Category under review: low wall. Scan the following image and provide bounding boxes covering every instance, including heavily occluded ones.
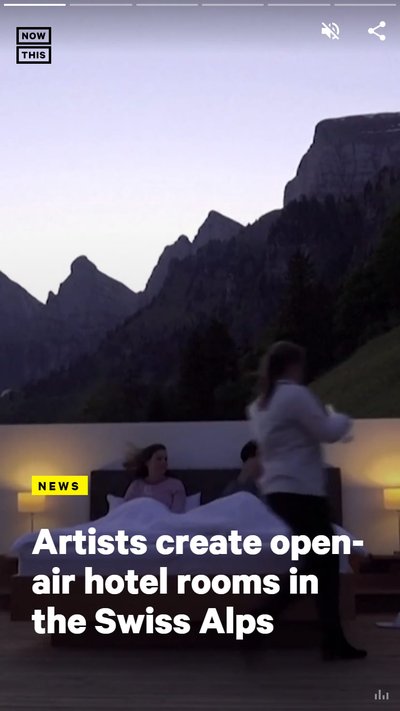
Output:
[0,420,399,554]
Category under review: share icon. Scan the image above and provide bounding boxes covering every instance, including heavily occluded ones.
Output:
[368,21,386,41]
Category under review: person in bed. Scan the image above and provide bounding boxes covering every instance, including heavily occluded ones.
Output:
[247,341,367,661]
[222,441,261,497]
[124,443,186,513]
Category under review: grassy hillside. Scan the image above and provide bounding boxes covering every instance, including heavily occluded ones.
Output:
[312,325,400,417]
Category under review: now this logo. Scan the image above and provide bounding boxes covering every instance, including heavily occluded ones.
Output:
[31,476,88,496]
[16,27,52,65]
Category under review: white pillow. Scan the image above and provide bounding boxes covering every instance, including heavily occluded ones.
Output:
[107,494,124,511]
[185,492,201,512]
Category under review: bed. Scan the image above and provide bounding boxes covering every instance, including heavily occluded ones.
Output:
[10,465,357,646]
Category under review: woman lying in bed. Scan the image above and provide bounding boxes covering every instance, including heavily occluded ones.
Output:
[124,443,186,513]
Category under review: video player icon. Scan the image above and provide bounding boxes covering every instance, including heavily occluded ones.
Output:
[368,21,386,42]
[321,22,340,40]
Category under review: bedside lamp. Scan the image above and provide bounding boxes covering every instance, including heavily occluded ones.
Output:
[383,488,400,555]
[17,492,46,533]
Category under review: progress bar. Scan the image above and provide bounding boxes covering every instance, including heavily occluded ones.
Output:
[2,1,398,6]
[69,2,133,5]
[268,3,331,5]
[135,3,198,5]
[3,3,66,5]
[334,3,396,5]
[202,2,265,5]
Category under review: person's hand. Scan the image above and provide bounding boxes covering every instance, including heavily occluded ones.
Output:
[241,458,260,482]
[341,419,354,443]
[326,404,353,441]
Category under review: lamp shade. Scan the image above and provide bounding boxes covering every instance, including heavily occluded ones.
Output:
[17,492,46,514]
[383,488,400,511]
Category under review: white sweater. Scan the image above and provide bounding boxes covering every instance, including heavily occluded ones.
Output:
[247,381,352,497]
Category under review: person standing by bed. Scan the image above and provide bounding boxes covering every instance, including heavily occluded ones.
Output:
[124,443,186,513]
[247,341,367,661]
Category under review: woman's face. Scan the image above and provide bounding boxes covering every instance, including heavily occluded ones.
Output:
[147,448,168,480]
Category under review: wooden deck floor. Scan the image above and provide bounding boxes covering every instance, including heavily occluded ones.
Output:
[0,612,398,710]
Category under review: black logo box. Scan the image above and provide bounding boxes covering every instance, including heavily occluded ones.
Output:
[16,27,52,45]
[16,46,52,64]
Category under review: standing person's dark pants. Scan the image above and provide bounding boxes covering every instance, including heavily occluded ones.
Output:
[263,492,344,648]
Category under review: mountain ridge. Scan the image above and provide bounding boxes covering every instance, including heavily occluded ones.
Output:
[0,210,246,390]
[3,111,400,408]
[284,112,400,205]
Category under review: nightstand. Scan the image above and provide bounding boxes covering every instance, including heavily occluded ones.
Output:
[355,554,400,613]
[0,555,18,609]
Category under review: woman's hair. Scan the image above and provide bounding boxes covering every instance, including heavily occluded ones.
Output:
[123,443,167,478]
[257,341,305,407]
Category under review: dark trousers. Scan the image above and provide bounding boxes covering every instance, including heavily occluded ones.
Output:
[262,492,344,647]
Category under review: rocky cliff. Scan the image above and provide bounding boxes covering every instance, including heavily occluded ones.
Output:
[0,272,44,391]
[0,258,141,390]
[25,256,143,382]
[144,211,243,303]
[0,212,245,391]
[144,235,192,304]
[192,210,243,251]
[45,256,140,338]
[3,167,399,423]
[284,113,400,205]
[3,112,400,404]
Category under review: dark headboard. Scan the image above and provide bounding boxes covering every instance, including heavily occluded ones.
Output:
[90,466,342,525]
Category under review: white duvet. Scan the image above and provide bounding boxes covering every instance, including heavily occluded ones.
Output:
[12,493,366,576]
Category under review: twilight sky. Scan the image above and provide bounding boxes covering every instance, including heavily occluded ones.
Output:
[0,4,399,301]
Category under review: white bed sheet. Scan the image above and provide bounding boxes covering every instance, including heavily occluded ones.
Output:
[12,493,364,576]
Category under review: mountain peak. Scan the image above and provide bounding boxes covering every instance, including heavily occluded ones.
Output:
[193,211,243,251]
[71,255,97,275]
[207,209,224,219]
[144,234,192,303]
[203,209,235,225]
